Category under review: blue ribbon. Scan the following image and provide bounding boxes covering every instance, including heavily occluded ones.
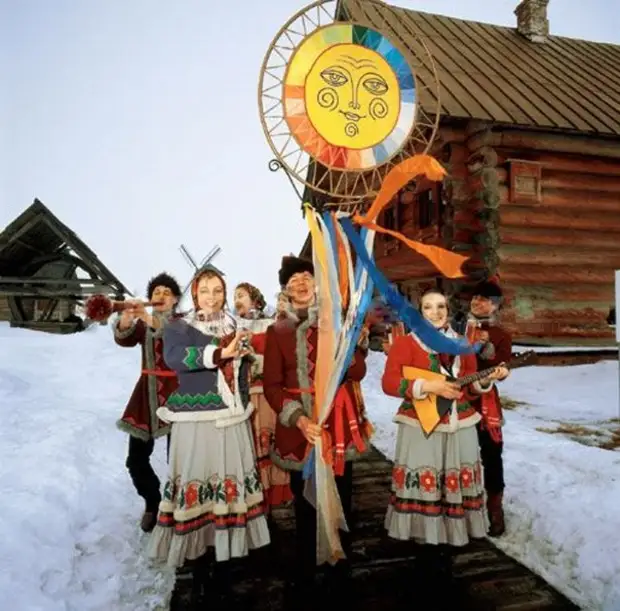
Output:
[302,447,315,480]
[340,218,478,356]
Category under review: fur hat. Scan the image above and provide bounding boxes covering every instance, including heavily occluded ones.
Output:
[146,272,181,300]
[278,255,314,288]
[472,281,503,300]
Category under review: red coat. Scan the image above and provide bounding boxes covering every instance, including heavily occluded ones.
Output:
[382,333,483,433]
[115,318,179,440]
[262,309,370,471]
[466,320,512,429]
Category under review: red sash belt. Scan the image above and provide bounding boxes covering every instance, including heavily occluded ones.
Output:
[141,369,177,377]
[284,385,367,476]
[466,325,503,444]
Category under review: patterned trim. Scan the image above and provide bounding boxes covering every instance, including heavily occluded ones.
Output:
[280,400,304,427]
[397,379,410,399]
[294,308,317,419]
[182,346,205,370]
[114,320,137,340]
[167,392,223,408]
[388,493,484,518]
[156,504,265,535]
[144,324,170,438]
[270,445,367,471]
[162,469,262,508]
[389,461,484,518]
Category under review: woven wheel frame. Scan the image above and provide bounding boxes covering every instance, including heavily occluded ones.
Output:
[258,0,441,210]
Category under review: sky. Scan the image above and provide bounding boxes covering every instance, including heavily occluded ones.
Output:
[1,0,619,305]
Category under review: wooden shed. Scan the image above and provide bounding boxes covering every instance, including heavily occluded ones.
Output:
[0,199,130,334]
[299,0,620,346]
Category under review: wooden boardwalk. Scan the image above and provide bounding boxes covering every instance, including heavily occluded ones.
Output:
[225,447,579,610]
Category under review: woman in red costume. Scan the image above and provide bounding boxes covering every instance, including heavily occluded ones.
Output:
[381,288,507,602]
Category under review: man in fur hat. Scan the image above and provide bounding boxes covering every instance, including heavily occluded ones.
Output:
[263,255,372,600]
[463,280,512,537]
[114,272,181,532]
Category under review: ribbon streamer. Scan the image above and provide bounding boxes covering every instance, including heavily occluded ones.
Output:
[301,154,478,566]
[341,217,478,356]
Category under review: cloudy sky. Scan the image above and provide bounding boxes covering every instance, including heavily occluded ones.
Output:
[1,0,618,304]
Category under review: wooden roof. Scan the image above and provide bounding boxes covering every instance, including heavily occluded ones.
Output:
[340,0,620,136]
[0,199,130,294]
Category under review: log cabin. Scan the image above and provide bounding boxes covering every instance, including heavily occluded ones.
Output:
[297,0,620,346]
[0,199,130,334]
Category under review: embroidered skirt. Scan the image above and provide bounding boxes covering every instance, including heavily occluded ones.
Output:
[148,418,270,567]
[250,392,293,508]
[385,423,487,546]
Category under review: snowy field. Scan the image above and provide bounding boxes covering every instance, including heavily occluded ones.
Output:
[1,322,619,610]
[0,323,174,611]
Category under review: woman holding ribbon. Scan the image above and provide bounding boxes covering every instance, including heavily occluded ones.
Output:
[148,266,270,609]
[381,288,507,601]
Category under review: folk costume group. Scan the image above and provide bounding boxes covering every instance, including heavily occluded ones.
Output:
[113,256,511,609]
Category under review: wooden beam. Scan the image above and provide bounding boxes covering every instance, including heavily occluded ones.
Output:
[498,245,620,268]
[0,286,118,298]
[500,205,620,232]
[497,130,620,160]
[0,277,120,288]
[496,150,620,176]
[501,264,612,285]
[542,172,620,194]
[0,213,45,251]
[499,226,620,250]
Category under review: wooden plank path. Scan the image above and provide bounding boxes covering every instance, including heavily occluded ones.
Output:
[223,447,579,610]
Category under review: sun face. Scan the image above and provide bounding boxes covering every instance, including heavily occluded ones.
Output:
[304,43,400,149]
[282,23,417,171]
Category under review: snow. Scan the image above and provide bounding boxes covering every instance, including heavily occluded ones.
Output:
[1,322,619,610]
[514,344,617,353]
[362,351,620,611]
[0,323,174,611]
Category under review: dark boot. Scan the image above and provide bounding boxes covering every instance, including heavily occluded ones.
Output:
[169,565,201,611]
[193,552,213,604]
[487,492,506,537]
[211,559,234,607]
[323,558,353,599]
[140,509,158,533]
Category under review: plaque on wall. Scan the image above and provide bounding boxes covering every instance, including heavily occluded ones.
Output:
[507,159,542,203]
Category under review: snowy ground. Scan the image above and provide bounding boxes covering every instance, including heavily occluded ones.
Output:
[0,322,173,611]
[1,322,619,610]
[362,351,620,611]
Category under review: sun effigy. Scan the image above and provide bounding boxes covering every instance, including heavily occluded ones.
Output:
[258,0,476,567]
[283,23,414,166]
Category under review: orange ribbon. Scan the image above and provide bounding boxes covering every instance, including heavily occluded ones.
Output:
[352,154,469,279]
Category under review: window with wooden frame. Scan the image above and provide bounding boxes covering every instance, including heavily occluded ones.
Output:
[417,189,435,230]
[507,159,542,203]
[410,183,441,238]
[380,198,401,255]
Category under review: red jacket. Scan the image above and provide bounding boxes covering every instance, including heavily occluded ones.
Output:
[262,309,370,471]
[382,332,483,433]
[114,317,179,440]
[467,321,512,415]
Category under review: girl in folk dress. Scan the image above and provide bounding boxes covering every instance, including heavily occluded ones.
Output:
[234,283,292,509]
[148,268,270,608]
[381,289,507,596]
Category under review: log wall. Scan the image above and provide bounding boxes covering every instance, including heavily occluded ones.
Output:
[373,121,620,345]
[493,128,619,343]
